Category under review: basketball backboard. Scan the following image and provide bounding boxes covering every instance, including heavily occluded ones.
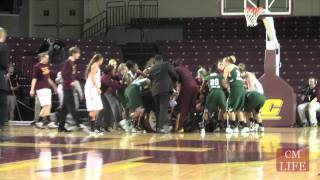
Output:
[221,0,292,16]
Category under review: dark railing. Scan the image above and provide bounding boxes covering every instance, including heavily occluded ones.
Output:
[81,10,107,39]
[81,0,159,39]
[140,0,159,26]
[141,0,158,19]
[128,0,158,27]
[106,1,127,27]
[128,0,141,24]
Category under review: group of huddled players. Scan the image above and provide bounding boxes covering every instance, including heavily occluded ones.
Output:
[201,56,265,134]
[30,45,266,135]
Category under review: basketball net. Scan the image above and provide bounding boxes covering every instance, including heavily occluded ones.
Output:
[244,7,264,27]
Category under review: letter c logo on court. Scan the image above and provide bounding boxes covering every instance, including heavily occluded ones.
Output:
[261,99,283,120]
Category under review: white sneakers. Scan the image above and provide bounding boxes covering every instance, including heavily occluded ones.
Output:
[34,122,45,129]
[233,127,239,133]
[86,129,104,137]
[35,121,58,129]
[47,122,58,129]
[79,123,90,130]
[240,127,250,133]
[310,123,318,127]
[225,125,263,134]
[258,126,265,132]
[79,124,104,137]
[119,119,148,134]
[91,130,104,136]
[225,127,233,134]
[200,128,206,134]
[119,119,130,132]
[80,124,92,134]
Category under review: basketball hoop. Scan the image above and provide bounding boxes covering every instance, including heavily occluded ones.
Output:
[244,7,264,27]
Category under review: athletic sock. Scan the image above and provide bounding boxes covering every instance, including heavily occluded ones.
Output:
[223,121,228,128]
[221,120,228,128]
[43,116,50,125]
[230,120,236,128]
[235,120,240,127]
[239,121,246,128]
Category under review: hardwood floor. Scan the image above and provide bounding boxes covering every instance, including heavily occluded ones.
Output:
[0,126,319,180]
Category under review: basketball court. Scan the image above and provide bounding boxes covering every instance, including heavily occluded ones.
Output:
[0,126,319,179]
[1,0,318,179]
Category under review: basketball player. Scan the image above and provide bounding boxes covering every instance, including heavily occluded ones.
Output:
[116,63,130,106]
[244,91,266,132]
[124,77,150,132]
[58,47,81,132]
[238,63,264,94]
[55,71,83,129]
[195,67,207,86]
[100,65,123,131]
[202,61,227,132]
[108,59,118,69]
[239,62,265,131]
[115,63,133,132]
[126,60,139,81]
[30,52,57,129]
[223,56,248,133]
[84,54,104,134]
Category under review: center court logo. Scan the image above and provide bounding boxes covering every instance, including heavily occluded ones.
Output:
[261,99,283,120]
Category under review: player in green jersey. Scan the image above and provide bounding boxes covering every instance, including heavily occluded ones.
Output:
[202,60,228,132]
[223,56,249,133]
[244,91,266,132]
[124,77,150,131]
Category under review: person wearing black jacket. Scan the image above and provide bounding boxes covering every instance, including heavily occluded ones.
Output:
[38,36,65,63]
[0,27,10,141]
[149,55,178,133]
[297,78,317,127]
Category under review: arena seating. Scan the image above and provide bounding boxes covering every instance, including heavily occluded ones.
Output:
[7,17,320,95]
[158,39,265,75]
[6,37,122,96]
[158,16,320,93]
[183,17,320,40]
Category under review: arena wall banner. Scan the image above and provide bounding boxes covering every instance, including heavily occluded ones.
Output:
[259,50,296,127]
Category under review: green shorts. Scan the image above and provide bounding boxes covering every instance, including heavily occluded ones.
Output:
[205,89,226,112]
[244,91,266,113]
[125,85,144,110]
[227,86,245,112]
